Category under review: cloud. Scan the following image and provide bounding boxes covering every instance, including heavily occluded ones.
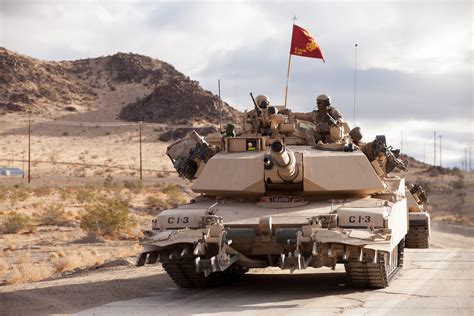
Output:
[0,0,472,167]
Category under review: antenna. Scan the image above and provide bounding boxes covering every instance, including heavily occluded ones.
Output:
[433,131,437,166]
[353,43,358,126]
[218,79,222,133]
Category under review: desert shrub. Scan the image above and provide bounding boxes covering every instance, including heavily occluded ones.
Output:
[145,195,167,210]
[79,197,131,237]
[103,174,114,187]
[0,186,7,202]
[9,185,30,205]
[123,180,143,194]
[33,186,52,197]
[1,212,34,234]
[166,191,188,208]
[76,187,95,204]
[37,203,68,226]
[452,179,465,190]
[161,183,182,194]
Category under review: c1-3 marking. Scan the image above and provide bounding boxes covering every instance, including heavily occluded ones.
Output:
[167,217,189,224]
[349,215,371,223]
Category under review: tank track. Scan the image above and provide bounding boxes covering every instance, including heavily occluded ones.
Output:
[162,259,248,288]
[406,222,429,248]
[344,239,404,289]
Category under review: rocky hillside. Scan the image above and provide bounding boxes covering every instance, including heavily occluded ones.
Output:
[0,47,238,124]
[393,155,473,226]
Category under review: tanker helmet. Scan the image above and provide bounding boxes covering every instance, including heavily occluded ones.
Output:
[349,127,363,143]
[255,95,270,109]
[316,94,331,107]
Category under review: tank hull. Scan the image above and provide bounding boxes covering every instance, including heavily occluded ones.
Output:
[137,195,408,288]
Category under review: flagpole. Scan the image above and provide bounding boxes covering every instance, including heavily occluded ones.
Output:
[284,16,297,108]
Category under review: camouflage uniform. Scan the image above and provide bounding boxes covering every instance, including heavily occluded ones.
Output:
[293,107,345,143]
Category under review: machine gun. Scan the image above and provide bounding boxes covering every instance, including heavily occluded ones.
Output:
[383,145,408,172]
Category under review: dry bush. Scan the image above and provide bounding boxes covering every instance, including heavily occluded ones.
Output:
[50,249,102,273]
[33,186,52,197]
[123,180,143,194]
[120,244,141,257]
[145,195,167,210]
[76,187,96,204]
[37,203,68,226]
[49,149,60,164]
[79,196,132,237]
[4,263,52,285]
[166,191,189,208]
[0,186,7,202]
[9,185,30,206]
[0,257,7,275]
[1,212,34,234]
[161,183,182,194]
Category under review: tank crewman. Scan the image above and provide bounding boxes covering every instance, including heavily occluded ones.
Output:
[292,94,346,143]
[249,95,272,135]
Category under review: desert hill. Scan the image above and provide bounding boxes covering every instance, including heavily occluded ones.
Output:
[393,154,473,226]
[0,48,239,124]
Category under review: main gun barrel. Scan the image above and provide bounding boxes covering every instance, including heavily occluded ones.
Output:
[270,141,298,181]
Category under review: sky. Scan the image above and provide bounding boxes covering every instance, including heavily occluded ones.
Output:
[1,0,472,168]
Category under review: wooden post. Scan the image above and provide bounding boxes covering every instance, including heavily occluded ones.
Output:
[139,122,143,180]
[28,119,31,183]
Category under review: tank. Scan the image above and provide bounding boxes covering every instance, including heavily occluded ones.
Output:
[405,183,430,248]
[137,101,410,289]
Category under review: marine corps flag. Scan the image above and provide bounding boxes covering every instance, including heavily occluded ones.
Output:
[289,24,325,62]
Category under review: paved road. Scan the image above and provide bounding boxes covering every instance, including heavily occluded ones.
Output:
[2,227,473,315]
[77,244,474,315]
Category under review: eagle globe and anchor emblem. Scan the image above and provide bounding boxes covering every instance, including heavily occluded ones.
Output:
[293,30,319,55]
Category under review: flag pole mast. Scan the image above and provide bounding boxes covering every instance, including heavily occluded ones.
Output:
[284,16,297,108]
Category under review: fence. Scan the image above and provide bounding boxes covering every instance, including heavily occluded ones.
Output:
[0,119,178,183]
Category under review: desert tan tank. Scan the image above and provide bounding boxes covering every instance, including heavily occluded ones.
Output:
[137,99,411,289]
[405,183,430,248]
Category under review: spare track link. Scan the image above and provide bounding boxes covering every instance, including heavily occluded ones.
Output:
[406,223,429,248]
[345,239,404,289]
[162,259,248,288]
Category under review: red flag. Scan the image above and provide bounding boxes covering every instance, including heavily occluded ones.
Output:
[289,24,325,62]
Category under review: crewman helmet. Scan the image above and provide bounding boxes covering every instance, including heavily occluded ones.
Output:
[255,95,270,109]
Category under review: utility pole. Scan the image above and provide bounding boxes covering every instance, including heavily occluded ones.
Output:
[465,148,468,173]
[28,119,31,183]
[139,122,143,181]
[400,131,403,153]
[433,131,437,166]
[438,135,443,167]
[469,145,472,172]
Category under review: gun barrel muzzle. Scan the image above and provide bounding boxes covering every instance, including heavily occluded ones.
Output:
[270,141,298,181]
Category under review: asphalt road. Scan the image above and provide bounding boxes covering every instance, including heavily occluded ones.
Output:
[1,226,473,316]
[76,229,474,316]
